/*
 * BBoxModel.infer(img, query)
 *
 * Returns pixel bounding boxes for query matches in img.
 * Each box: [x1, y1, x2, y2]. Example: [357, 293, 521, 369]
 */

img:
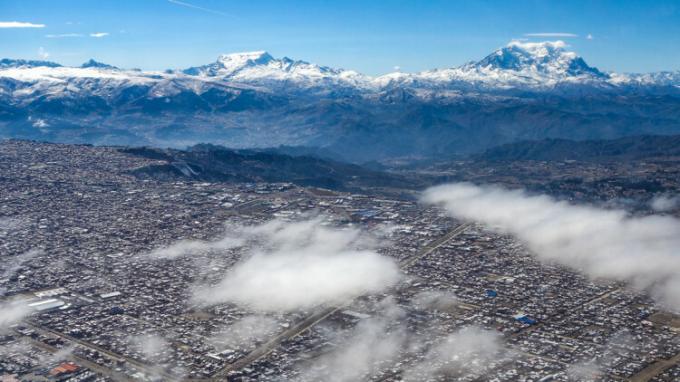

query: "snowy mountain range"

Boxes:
[3, 41, 678, 91]
[1, 40, 679, 162]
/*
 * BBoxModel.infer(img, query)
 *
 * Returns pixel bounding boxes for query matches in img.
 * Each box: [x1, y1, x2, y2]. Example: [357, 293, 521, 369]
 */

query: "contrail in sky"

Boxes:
[167, 0, 235, 18]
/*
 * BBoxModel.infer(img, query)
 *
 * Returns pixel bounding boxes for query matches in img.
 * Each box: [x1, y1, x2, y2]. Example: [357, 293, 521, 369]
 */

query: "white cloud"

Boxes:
[566, 331, 635, 380]
[184, 217, 402, 312]
[650, 195, 679, 212]
[1, 249, 42, 295]
[32, 118, 49, 128]
[508, 39, 567, 51]
[38, 344, 75, 364]
[422, 183, 680, 310]
[411, 290, 459, 311]
[90, 32, 109, 38]
[587, 33, 594, 40]
[210, 315, 279, 350]
[0, 300, 31, 332]
[297, 296, 511, 382]
[46, 33, 83, 38]
[298, 298, 407, 382]
[403, 326, 510, 381]
[126, 334, 184, 381]
[139, 334, 169, 360]
[0, 21, 45, 28]
[524, 32, 578, 38]
[38, 46, 49, 59]
[148, 233, 243, 259]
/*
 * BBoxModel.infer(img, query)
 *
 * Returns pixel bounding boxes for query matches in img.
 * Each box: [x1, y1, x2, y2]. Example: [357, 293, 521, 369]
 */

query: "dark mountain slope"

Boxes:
[122, 144, 417, 191]
[478, 135, 680, 162]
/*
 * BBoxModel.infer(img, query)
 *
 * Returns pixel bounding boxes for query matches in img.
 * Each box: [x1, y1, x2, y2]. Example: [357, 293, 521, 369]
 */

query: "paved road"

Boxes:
[22, 321, 178, 381]
[400, 222, 472, 269]
[16, 333, 137, 382]
[213, 306, 339, 379]
[629, 347, 680, 382]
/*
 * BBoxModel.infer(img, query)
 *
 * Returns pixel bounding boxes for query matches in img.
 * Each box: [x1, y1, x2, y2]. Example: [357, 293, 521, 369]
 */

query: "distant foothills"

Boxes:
[4, 133, 679, 198]
[1, 40, 679, 163]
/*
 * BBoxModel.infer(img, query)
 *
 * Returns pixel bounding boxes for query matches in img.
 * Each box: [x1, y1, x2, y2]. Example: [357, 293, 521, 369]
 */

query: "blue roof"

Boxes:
[516, 316, 537, 325]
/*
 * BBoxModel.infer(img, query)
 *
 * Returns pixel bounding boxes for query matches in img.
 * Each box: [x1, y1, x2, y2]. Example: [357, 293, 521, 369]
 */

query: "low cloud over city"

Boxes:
[0, 300, 30, 333]
[422, 183, 680, 309]
[151, 217, 403, 312]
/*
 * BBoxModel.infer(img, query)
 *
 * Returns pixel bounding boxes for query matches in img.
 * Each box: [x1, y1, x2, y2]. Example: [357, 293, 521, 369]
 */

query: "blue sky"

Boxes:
[0, 0, 678, 75]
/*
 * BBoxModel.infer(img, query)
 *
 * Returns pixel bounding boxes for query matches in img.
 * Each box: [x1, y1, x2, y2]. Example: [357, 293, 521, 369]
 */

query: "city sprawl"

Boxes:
[2, 140, 680, 382]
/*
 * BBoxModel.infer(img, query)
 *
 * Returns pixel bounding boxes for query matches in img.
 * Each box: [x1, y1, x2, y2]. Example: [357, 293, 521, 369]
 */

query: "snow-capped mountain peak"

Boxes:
[80, 59, 118, 70]
[375, 40, 609, 90]
[1, 41, 679, 161]
[474, 40, 604, 78]
[0, 58, 62, 69]
[182, 51, 369, 89]
[0, 40, 677, 101]
[217, 51, 274, 66]
[507, 40, 570, 59]
[183, 51, 287, 77]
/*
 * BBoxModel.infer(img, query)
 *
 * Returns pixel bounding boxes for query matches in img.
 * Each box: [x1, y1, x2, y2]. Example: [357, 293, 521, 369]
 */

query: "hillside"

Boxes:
[122, 145, 416, 191]
[478, 135, 680, 162]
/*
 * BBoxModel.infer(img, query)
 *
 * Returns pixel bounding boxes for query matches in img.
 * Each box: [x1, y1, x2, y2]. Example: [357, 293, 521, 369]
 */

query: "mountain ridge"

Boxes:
[477, 134, 680, 162]
[2, 41, 678, 89]
[1, 40, 679, 162]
